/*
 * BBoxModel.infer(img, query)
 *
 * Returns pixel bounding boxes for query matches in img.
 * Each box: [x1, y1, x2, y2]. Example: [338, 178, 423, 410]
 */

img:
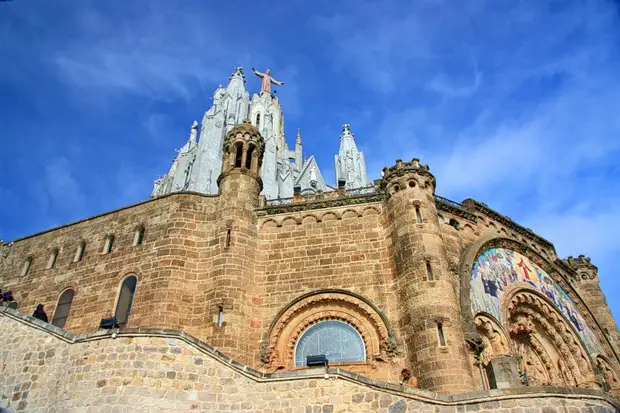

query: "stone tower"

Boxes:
[563, 255, 620, 355]
[381, 158, 475, 394]
[206, 121, 265, 364]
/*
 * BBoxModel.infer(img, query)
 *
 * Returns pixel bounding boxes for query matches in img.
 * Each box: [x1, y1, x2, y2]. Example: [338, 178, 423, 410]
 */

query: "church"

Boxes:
[0, 67, 619, 412]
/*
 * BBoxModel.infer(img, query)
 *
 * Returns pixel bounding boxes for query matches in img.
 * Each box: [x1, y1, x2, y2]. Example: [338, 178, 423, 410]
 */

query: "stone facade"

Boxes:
[2, 76, 620, 411]
[1, 310, 617, 413]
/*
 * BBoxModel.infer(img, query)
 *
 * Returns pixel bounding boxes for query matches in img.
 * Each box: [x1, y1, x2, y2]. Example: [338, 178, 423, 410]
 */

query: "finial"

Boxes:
[341, 124, 354, 139]
[296, 128, 302, 144]
[228, 66, 245, 82]
[191, 120, 198, 130]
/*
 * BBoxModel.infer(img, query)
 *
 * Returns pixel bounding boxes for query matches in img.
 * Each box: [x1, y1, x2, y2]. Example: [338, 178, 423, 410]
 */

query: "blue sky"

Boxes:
[1, 1, 619, 319]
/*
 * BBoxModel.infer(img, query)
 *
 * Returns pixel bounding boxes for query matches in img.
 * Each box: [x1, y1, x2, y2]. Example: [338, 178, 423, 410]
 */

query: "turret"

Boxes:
[205, 121, 265, 364]
[562, 255, 620, 354]
[334, 124, 369, 190]
[381, 158, 475, 394]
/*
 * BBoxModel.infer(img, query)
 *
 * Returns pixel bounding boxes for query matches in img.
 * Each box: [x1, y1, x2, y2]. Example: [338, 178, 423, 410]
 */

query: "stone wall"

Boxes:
[2, 189, 619, 393]
[0, 193, 222, 342]
[1, 310, 617, 413]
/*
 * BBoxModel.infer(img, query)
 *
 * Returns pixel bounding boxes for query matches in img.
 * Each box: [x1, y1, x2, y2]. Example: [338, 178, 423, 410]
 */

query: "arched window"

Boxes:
[47, 249, 59, 269]
[234, 143, 243, 168]
[245, 145, 255, 169]
[115, 275, 137, 325]
[133, 226, 145, 246]
[103, 235, 114, 254]
[256, 113, 261, 129]
[51, 289, 75, 328]
[294, 320, 365, 367]
[21, 257, 32, 276]
[415, 206, 423, 223]
[74, 242, 86, 262]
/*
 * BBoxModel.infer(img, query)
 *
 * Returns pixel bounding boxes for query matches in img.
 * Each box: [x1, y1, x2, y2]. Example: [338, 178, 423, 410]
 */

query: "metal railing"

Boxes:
[434, 194, 464, 209]
[265, 197, 294, 206]
[345, 186, 380, 196]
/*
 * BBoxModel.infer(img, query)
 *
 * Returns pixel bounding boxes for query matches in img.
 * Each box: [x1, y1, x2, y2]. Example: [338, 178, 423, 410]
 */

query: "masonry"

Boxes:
[1, 71, 620, 411]
[1, 308, 618, 412]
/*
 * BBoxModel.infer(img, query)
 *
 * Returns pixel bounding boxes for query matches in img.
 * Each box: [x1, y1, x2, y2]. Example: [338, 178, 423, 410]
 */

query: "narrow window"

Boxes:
[115, 275, 137, 325]
[51, 289, 75, 328]
[225, 229, 231, 248]
[415, 206, 423, 223]
[234, 144, 243, 168]
[103, 235, 114, 254]
[217, 306, 224, 328]
[256, 113, 261, 129]
[133, 227, 145, 246]
[426, 260, 434, 281]
[245, 145, 255, 169]
[437, 323, 446, 346]
[21, 257, 32, 276]
[74, 242, 85, 262]
[47, 249, 59, 269]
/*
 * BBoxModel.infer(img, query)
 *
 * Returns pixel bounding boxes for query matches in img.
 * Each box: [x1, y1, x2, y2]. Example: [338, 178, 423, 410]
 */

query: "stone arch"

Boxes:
[281, 217, 297, 227]
[503, 287, 597, 388]
[321, 211, 339, 221]
[301, 214, 319, 224]
[460, 236, 586, 342]
[595, 354, 620, 393]
[362, 205, 380, 216]
[474, 312, 511, 366]
[260, 219, 278, 229]
[262, 290, 396, 371]
[341, 208, 360, 219]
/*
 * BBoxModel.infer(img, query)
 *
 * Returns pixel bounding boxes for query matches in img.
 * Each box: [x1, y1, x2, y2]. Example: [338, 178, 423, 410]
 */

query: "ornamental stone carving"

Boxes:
[263, 291, 398, 373]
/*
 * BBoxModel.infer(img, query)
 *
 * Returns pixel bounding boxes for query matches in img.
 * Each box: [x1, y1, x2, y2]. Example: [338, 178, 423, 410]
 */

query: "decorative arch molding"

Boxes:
[504, 288, 597, 388]
[474, 312, 511, 366]
[459, 236, 616, 365]
[262, 290, 397, 371]
[595, 355, 620, 393]
[460, 236, 559, 332]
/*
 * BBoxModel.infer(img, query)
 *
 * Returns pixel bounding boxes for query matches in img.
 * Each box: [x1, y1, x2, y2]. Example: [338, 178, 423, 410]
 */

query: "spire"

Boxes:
[228, 66, 246, 83]
[341, 124, 354, 140]
[295, 128, 303, 170]
[334, 123, 369, 190]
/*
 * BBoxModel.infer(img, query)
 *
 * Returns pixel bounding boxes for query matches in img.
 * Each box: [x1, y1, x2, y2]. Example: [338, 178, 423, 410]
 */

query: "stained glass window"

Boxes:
[294, 320, 365, 367]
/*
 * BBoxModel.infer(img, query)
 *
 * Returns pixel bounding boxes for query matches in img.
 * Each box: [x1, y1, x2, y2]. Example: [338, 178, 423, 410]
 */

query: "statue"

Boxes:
[252, 68, 284, 94]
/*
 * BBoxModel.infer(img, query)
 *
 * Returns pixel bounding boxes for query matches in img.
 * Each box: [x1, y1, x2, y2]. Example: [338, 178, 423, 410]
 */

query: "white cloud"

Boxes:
[52, 3, 259, 102]
[44, 157, 85, 212]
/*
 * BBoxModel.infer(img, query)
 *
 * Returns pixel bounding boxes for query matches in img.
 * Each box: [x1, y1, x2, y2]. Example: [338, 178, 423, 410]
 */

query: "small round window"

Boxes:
[294, 320, 366, 367]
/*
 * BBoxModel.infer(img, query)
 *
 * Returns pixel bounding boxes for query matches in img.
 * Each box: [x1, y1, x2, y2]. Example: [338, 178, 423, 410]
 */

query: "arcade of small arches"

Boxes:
[222, 127, 264, 175]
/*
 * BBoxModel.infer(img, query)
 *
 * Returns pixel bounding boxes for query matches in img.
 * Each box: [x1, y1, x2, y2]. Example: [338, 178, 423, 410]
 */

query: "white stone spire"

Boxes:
[295, 129, 303, 171]
[150, 67, 251, 198]
[334, 124, 370, 190]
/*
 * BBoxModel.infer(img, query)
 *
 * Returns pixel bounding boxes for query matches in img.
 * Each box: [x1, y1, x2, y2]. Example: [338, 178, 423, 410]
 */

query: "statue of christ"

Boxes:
[252, 68, 284, 94]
